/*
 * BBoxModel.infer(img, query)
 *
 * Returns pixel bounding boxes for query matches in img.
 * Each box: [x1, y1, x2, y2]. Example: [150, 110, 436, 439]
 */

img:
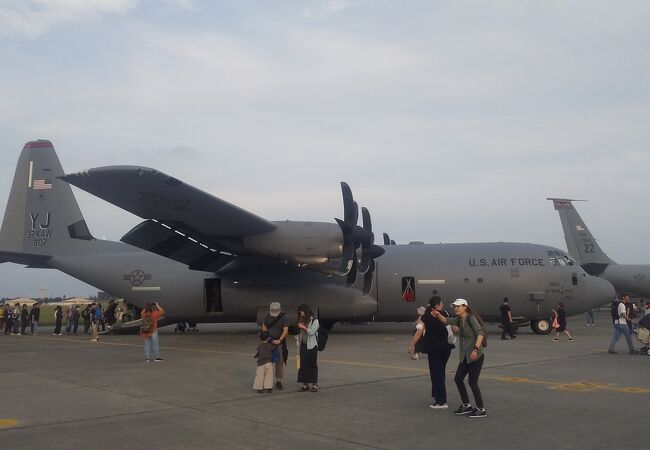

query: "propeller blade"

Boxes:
[361, 207, 372, 232]
[338, 242, 355, 275]
[362, 259, 375, 295]
[382, 233, 391, 245]
[341, 182, 356, 226]
[347, 250, 358, 285]
[352, 201, 359, 227]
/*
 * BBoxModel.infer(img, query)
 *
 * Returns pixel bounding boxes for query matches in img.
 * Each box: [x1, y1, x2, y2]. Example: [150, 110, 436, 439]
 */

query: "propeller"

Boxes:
[335, 182, 385, 295]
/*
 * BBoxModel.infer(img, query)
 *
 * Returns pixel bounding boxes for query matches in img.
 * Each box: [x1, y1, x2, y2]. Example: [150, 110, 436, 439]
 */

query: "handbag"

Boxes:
[551, 317, 560, 329]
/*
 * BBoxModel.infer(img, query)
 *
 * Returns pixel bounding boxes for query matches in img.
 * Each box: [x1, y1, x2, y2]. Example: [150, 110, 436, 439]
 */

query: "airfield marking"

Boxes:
[24, 335, 650, 394]
[0, 419, 18, 428]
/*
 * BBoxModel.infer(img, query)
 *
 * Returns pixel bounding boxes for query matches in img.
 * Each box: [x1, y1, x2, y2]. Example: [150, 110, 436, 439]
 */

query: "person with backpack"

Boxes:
[140, 302, 165, 362]
[608, 296, 639, 354]
[296, 304, 320, 392]
[261, 302, 289, 390]
[433, 298, 487, 418]
[409, 296, 455, 409]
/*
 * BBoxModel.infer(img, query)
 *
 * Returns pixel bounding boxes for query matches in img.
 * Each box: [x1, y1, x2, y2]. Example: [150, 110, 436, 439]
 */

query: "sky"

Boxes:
[0, 0, 648, 298]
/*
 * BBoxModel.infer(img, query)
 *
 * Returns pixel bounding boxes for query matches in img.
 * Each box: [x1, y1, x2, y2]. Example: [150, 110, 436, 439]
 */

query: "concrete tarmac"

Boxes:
[0, 311, 648, 450]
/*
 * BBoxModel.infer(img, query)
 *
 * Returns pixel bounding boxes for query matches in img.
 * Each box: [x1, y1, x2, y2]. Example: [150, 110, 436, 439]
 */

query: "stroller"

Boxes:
[635, 315, 650, 355]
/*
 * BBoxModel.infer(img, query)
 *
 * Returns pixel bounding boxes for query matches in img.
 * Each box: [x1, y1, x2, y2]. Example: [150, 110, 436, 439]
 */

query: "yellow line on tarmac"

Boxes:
[0, 419, 18, 428]
[26, 335, 649, 394]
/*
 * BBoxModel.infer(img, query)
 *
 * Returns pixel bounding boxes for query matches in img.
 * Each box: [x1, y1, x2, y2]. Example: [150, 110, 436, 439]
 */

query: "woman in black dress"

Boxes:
[297, 304, 320, 392]
[552, 302, 573, 342]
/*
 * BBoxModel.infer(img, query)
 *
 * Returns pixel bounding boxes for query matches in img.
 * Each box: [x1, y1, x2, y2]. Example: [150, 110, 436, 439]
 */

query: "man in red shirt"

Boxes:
[140, 302, 165, 362]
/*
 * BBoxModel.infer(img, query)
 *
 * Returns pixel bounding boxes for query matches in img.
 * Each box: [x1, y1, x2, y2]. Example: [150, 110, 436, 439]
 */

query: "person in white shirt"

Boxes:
[608, 298, 638, 354]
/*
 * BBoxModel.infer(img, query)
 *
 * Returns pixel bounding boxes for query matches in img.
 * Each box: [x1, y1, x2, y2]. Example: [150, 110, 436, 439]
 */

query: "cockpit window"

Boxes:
[547, 251, 575, 267]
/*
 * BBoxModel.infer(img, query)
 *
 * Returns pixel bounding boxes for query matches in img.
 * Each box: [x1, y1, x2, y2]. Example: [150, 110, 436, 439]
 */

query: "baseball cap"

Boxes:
[269, 302, 281, 317]
[451, 298, 468, 307]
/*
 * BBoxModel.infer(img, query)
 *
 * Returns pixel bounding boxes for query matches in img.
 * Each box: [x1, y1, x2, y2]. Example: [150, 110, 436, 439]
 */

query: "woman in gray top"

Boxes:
[434, 298, 487, 418]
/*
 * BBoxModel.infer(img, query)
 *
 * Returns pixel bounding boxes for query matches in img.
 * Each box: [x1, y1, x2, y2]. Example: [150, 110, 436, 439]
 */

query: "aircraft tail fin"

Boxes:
[0, 140, 94, 264]
[547, 197, 614, 275]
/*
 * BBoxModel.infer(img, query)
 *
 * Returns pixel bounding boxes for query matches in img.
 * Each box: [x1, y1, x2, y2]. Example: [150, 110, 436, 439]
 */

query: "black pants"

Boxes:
[454, 355, 484, 409]
[501, 321, 515, 339]
[298, 343, 318, 384]
[72, 319, 79, 334]
[84, 319, 90, 334]
[54, 319, 62, 335]
[4, 319, 12, 335]
[427, 346, 452, 404]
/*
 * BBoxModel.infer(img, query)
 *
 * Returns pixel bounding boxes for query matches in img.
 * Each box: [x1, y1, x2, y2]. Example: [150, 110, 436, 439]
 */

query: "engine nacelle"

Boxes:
[243, 221, 344, 265]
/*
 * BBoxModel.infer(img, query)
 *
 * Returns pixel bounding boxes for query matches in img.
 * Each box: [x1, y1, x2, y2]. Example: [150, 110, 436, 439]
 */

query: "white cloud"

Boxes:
[0, 0, 137, 37]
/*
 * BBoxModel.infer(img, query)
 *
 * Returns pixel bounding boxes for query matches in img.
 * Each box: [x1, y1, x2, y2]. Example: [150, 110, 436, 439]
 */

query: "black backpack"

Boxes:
[316, 324, 328, 351]
[610, 300, 620, 324]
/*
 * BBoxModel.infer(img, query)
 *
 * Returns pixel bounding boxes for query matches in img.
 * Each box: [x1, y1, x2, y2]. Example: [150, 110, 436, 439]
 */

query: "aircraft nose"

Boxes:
[584, 275, 616, 308]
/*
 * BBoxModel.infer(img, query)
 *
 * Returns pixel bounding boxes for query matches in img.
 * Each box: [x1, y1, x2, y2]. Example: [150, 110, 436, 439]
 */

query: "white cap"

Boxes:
[416, 306, 426, 316]
[451, 298, 468, 307]
[269, 302, 281, 317]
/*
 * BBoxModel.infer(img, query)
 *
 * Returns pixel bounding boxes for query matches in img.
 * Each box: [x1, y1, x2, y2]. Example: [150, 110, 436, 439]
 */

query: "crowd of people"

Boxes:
[5, 291, 649, 418]
[1, 299, 139, 340]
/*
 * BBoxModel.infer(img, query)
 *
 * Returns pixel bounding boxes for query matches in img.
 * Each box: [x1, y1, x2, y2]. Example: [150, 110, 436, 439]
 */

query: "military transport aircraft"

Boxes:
[0, 141, 614, 334]
[549, 198, 650, 298]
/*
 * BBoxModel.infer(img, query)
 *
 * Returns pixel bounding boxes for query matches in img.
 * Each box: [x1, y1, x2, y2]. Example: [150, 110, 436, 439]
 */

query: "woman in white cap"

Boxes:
[433, 298, 487, 418]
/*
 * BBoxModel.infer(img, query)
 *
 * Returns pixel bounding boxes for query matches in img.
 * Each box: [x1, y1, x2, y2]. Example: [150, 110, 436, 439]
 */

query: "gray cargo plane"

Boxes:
[0, 141, 614, 334]
[549, 198, 650, 298]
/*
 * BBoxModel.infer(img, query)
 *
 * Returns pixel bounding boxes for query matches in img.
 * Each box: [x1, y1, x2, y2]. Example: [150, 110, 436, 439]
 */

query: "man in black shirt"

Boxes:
[500, 297, 516, 339]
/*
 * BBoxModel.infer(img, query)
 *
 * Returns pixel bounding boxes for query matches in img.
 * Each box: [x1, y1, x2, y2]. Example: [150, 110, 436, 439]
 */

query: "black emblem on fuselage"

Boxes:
[123, 270, 152, 286]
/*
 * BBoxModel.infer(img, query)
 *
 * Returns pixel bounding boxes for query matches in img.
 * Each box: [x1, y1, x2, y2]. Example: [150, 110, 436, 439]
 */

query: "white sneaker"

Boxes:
[430, 403, 449, 409]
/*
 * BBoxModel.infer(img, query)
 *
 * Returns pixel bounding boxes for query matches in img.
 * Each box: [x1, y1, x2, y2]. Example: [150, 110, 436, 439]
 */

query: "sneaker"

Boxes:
[552, 338, 559, 342]
[608, 349, 617, 354]
[629, 350, 639, 355]
[265, 389, 273, 393]
[454, 404, 474, 415]
[469, 408, 487, 418]
[275, 381, 284, 390]
[430, 403, 449, 409]
[145, 359, 151, 363]
[257, 389, 264, 393]
[568, 338, 574, 342]
[90, 338, 98, 342]
[511, 335, 517, 339]
[154, 358, 164, 361]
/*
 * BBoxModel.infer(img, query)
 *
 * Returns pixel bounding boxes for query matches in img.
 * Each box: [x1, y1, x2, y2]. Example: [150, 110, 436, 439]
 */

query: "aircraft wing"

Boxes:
[62, 166, 276, 238]
[62, 167, 276, 269]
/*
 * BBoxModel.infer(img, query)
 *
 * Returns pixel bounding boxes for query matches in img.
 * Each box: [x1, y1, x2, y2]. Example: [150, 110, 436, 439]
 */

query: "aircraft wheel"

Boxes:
[531, 319, 552, 335]
[320, 320, 335, 331]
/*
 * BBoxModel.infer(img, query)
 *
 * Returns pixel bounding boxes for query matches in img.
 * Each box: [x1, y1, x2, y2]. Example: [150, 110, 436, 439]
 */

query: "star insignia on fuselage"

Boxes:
[123, 269, 152, 286]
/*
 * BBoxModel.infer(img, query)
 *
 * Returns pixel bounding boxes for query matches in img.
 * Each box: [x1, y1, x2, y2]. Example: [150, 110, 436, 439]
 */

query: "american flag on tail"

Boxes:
[33, 179, 52, 190]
